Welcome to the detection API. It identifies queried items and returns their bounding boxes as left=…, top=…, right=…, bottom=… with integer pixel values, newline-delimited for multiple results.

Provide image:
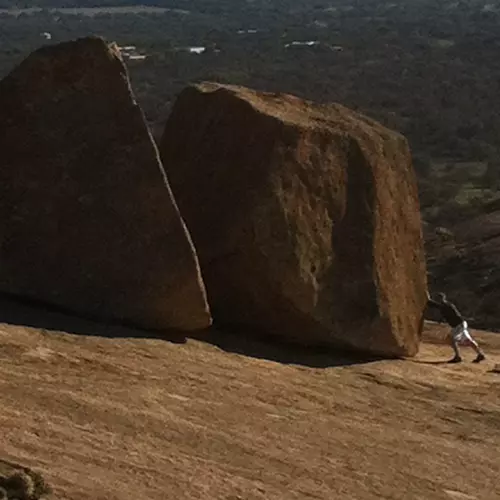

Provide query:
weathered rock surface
left=160, top=83, right=427, bottom=356
left=0, top=37, right=211, bottom=330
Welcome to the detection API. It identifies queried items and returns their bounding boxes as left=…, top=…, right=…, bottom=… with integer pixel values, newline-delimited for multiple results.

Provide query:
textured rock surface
left=160, top=83, right=427, bottom=356
left=0, top=37, right=211, bottom=330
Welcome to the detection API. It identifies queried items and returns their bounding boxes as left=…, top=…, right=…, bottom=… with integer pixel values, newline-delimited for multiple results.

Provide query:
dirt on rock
left=0, top=301, right=498, bottom=500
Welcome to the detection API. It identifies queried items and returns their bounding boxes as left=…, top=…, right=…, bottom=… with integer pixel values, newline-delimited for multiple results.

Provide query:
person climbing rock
left=427, top=292, right=486, bottom=364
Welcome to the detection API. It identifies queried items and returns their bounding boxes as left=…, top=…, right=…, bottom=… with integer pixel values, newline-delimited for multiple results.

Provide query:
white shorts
left=451, top=321, right=474, bottom=344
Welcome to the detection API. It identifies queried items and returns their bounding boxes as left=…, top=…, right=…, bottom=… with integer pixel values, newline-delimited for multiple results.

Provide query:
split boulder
left=0, top=37, right=211, bottom=330
left=159, top=83, right=427, bottom=356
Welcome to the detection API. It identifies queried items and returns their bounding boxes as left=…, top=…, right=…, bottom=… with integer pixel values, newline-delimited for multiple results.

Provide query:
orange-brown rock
left=160, top=83, right=427, bottom=356
left=0, top=37, right=211, bottom=331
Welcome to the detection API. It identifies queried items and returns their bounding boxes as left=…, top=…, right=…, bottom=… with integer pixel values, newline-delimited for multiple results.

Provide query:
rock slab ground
left=0, top=302, right=498, bottom=500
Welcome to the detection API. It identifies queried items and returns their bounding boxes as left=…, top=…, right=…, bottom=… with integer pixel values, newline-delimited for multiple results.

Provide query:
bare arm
left=425, top=291, right=442, bottom=309
left=427, top=298, right=441, bottom=308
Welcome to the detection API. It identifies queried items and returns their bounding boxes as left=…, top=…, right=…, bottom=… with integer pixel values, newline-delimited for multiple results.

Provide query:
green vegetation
left=1, top=0, right=499, bottom=168
left=0, top=468, right=51, bottom=499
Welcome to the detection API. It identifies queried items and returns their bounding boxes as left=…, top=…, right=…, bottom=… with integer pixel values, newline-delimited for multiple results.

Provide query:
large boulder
left=0, top=37, right=211, bottom=331
left=159, top=83, right=427, bottom=356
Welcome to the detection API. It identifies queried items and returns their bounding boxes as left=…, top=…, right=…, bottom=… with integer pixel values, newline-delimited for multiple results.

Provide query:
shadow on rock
left=410, top=359, right=451, bottom=365
left=191, top=325, right=385, bottom=368
left=0, top=295, right=187, bottom=344
left=0, top=295, right=386, bottom=368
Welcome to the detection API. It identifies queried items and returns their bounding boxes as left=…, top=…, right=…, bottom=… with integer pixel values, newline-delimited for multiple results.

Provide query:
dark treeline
left=1, top=0, right=500, bottom=191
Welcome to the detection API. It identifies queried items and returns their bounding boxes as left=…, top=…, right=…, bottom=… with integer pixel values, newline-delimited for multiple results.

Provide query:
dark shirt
left=427, top=299, right=464, bottom=327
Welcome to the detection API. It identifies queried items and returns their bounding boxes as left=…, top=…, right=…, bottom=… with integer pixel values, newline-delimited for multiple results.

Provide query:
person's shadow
left=410, top=359, right=451, bottom=365
left=0, top=294, right=383, bottom=369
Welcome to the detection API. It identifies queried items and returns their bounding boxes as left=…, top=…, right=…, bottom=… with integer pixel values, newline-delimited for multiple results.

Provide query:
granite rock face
left=160, top=82, right=427, bottom=356
left=0, top=37, right=211, bottom=331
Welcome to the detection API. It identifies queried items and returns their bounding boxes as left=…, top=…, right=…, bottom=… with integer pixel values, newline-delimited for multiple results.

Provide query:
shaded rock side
left=159, top=83, right=427, bottom=356
left=0, top=37, right=211, bottom=330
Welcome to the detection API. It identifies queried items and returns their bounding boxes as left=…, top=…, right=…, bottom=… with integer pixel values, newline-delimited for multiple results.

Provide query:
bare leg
left=462, top=326, right=486, bottom=362
left=467, top=338, right=482, bottom=355
left=449, top=336, right=462, bottom=363
left=466, top=337, right=485, bottom=362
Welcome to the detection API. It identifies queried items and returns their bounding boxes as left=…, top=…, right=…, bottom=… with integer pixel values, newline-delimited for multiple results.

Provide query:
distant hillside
left=1, top=0, right=499, bottom=167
